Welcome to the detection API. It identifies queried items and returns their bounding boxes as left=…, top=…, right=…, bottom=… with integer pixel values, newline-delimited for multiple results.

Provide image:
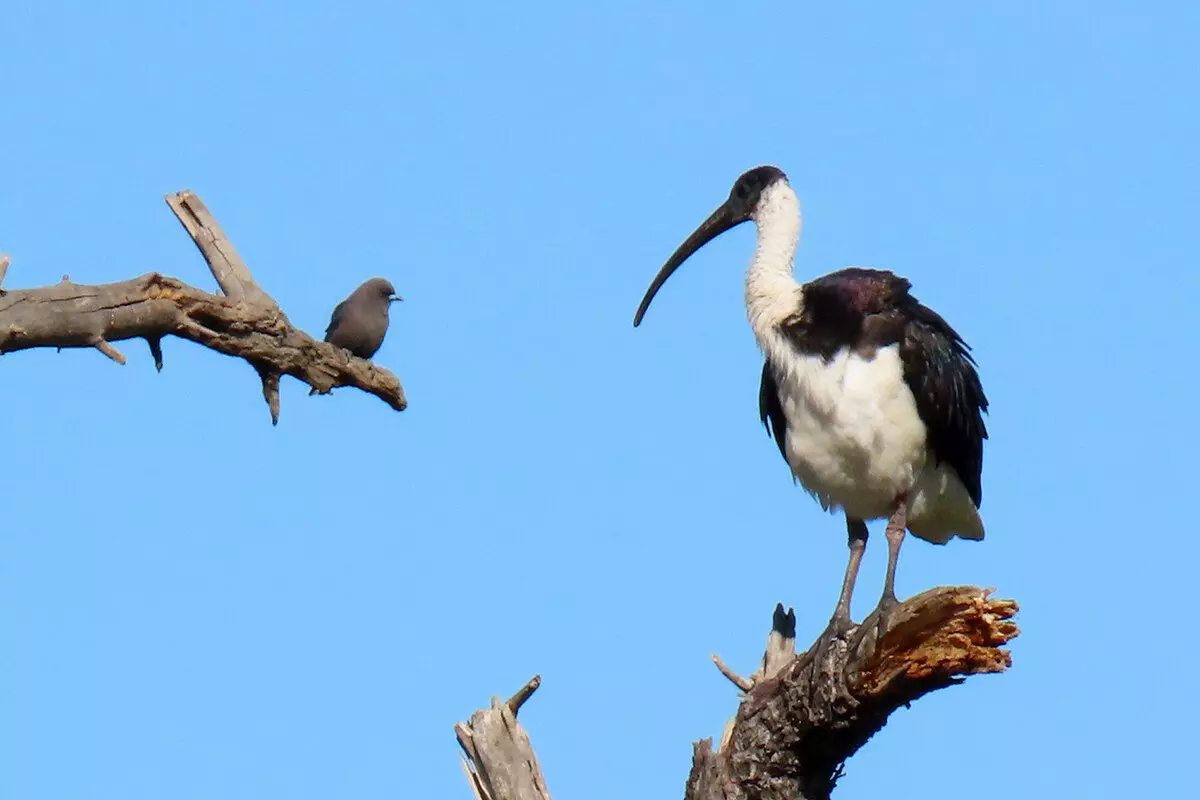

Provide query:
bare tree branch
left=164, top=191, right=274, bottom=308
left=457, top=676, right=552, bottom=800
left=687, top=586, right=1019, bottom=800
left=712, top=654, right=754, bottom=692
left=0, top=192, right=407, bottom=424
left=457, top=586, right=1018, bottom=800
left=506, top=675, right=542, bottom=716
left=91, top=336, right=126, bottom=365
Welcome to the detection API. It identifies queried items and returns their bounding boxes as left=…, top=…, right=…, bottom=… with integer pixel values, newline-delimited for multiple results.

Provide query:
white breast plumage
left=768, top=337, right=927, bottom=519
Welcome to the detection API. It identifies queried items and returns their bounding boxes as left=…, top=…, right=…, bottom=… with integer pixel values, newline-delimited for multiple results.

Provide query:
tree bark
left=0, top=191, right=406, bottom=424
left=456, top=676, right=552, bottom=800
left=456, top=586, right=1019, bottom=800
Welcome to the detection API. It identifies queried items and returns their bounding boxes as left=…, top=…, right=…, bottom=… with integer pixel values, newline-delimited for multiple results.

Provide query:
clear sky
left=3, top=2, right=1197, bottom=798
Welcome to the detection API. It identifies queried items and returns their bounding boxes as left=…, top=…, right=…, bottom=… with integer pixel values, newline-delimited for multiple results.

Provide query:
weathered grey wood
left=256, top=366, right=283, bottom=426
left=165, top=191, right=275, bottom=309
left=0, top=273, right=406, bottom=417
left=459, top=587, right=1017, bottom=800
left=0, top=193, right=407, bottom=423
left=456, top=676, right=552, bottom=800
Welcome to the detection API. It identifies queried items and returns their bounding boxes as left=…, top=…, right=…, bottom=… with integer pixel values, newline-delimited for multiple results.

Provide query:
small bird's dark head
left=633, top=165, right=789, bottom=327
left=360, top=277, right=403, bottom=304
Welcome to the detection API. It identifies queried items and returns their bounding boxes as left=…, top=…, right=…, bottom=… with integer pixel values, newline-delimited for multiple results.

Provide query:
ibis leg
left=847, top=496, right=910, bottom=657
left=831, top=517, right=869, bottom=627
left=810, top=517, right=868, bottom=669
left=879, top=497, right=908, bottom=611
left=867, top=496, right=908, bottom=647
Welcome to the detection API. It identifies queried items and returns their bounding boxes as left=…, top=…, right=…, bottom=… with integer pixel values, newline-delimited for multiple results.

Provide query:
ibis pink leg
left=832, top=517, right=869, bottom=627
left=879, top=496, right=908, bottom=611
left=810, top=517, right=868, bottom=669
left=870, top=495, right=908, bottom=644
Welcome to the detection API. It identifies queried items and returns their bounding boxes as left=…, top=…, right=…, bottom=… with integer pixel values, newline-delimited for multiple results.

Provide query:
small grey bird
left=322, top=277, right=402, bottom=359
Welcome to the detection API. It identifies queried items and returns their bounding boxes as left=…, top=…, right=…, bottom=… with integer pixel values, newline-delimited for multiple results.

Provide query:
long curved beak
left=633, top=200, right=748, bottom=327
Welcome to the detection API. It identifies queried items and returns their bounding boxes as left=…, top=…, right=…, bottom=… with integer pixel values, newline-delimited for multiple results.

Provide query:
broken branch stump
left=689, top=586, right=1019, bottom=800
left=456, top=587, right=1017, bottom=800
left=456, top=676, right=552, bottom=800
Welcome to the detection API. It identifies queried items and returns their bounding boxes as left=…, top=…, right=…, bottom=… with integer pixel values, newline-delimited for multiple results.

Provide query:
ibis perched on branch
left=633, top=166, right=989, bottom=646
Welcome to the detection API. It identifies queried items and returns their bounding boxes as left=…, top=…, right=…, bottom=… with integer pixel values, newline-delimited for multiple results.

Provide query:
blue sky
left=3, top=2, right=1197, bottom=798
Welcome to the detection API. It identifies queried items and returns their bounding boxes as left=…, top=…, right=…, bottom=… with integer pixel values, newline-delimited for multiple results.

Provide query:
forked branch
left=0, top=192, right=406, bottom=424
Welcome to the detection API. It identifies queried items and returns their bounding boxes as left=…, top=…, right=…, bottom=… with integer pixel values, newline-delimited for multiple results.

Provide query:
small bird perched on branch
left=310, top=277, right=402, bottom=397
left=323, top=277, right=402, bottom=359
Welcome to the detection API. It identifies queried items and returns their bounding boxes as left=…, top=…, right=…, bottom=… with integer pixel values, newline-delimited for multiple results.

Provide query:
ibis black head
left=360, top=277, right=403, bottom=304
left=633, top=165, right=789, bottom=326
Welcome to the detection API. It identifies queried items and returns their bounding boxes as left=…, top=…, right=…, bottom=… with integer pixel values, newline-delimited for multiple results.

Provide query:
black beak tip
left=631, top=200, right=740, bottom=332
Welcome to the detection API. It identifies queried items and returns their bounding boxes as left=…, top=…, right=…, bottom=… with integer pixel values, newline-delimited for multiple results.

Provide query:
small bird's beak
left=633, top=199, right=748, bottom=327
left=389, top=294, right=403, bottom=303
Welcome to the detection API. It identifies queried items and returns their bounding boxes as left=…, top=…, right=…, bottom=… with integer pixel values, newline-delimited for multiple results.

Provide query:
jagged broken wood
left=456, top=675, right=552, bottom=800
left=687, top=586, right=1018, bottom=800
left=0, top=192, right=407, bottom=424
left=456, top=586, right=1018, bottom=800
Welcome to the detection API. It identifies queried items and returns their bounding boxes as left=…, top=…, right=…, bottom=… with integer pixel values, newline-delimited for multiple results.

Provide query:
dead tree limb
left=687, top=585, right=1018, bottom=800
left=457, top=587, right=1018, bottom=800
left=0, top=192, right=407, bottom=424
left=456, top=676, right=552, bottom=800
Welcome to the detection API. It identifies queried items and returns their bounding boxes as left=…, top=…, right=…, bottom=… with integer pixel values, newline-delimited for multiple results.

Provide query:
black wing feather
left=758, top=360, right=789, bottom=461
left=899, top=301, right=989, bottom=508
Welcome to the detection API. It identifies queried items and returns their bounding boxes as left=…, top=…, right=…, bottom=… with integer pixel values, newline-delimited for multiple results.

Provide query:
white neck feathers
left=744, top=182, right=803, bottom=344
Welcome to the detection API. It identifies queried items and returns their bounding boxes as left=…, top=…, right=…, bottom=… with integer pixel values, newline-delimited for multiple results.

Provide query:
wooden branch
left=712, top=654, right=753, bottom=692
left=688, top=586, right=1019, bottom=800
left=0, top=193, right=407, bottom=424
left=506, top=675, right=542, bottom=716
left=456, top=676, right=552, bottom=800
left=91, top=336, right=127, bottom=365
left=456, top=587, right=1017, bottom=800
left=165, top=191, right=275, bottom=308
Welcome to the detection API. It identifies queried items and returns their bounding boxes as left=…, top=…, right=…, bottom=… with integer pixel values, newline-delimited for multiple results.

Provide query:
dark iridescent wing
left=783, top=267, right=988, bottom=507
left=802, top=268, right=913, bottom=315
left=783, top=268, right=914, bottom=360
left=898, top=301, right=989, bottom=507
left=758, top=360, right=788, bottom=460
